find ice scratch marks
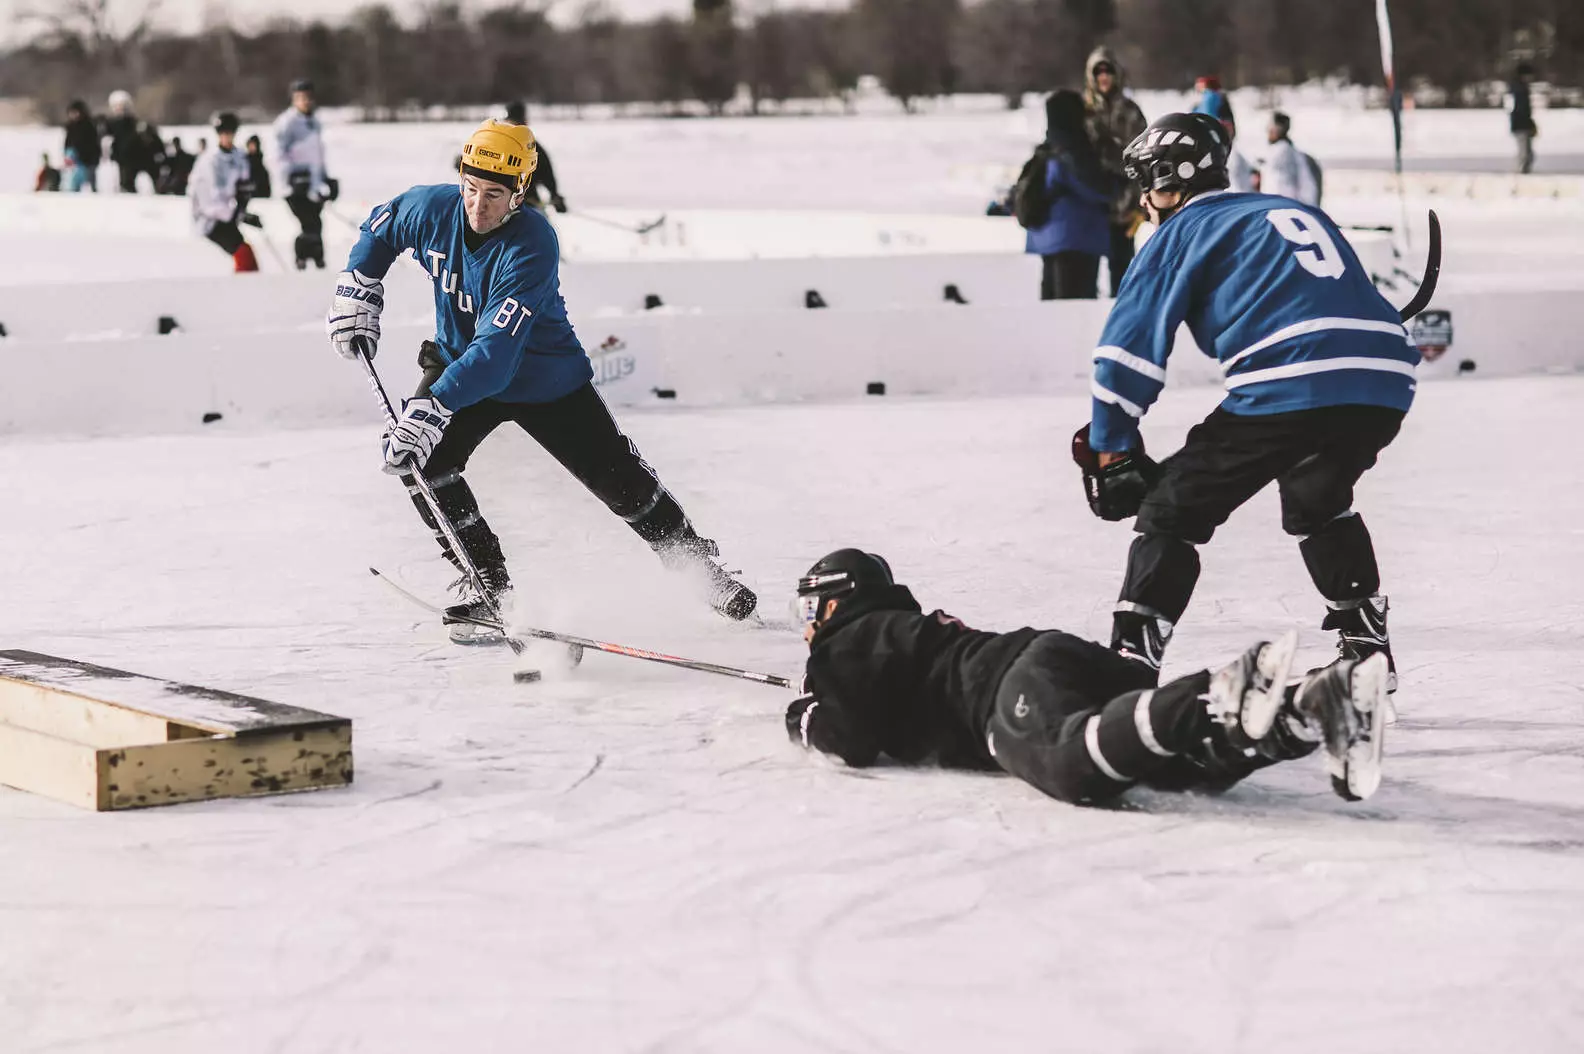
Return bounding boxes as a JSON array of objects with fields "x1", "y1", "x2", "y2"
[{"x1": 563, "y1": 753, "x2": 605, "y2": 795}]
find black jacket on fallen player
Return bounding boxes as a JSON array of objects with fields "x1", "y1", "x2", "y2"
[{"x1": 794, "y1": 585, "x2": 1041, "y2": 769}]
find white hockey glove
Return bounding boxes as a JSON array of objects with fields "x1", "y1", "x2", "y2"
[
  {"x1": 326, "y1": 269, "x2": 384, "y2": 360},
  {"x1": 381, "y1": 396, "x2": 452, "y2": 476}
]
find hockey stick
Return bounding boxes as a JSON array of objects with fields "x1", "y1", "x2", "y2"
[
  {"x1": 568, "y1": 209, "x2": 667, "y2": 236},
  {"x1": 1396, "y1": 209, "x2": 1441, "y2": 323},
  {"x1": 370, "y1": 567, "x2": 794, "y2": 689},
  {"x1": 352, "y1": 340, "x2": 524, "y2": 657},
  {"x1": 252, "y1": 222, "x2": 290, "y2": 272}
]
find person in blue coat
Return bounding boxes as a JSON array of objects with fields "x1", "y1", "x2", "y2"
[
  {"x1": 325, "y1": 120, "x2": 757, "y2": 640},
  {"x1": 1073, "y1": 112, "x2": 1413, "y2": 700},
  {"x1": 1027, "y1": 90, "x2": 1114, "y2": 300}
]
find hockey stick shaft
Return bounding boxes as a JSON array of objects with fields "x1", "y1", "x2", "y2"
[
  {"x1": 455, "y1": 611, "x2": 796, "y2": 688},
  {"x1": 568, "y1": 209, "x2": 665, "y2": 235},
  {"x1": 1397, "y1": 209, "x2": 1441, "y2": 322},
  {"x1": 353, "y1": 341, "x2": 523, "y2": 656}
]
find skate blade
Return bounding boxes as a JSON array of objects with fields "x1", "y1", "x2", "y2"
[
  {"x1": 1329, "y1": 653, "x2": 1389, "y2": 801},
  {"x1": 1242, "y1": 630, "x2": 1299, "y2": 740}
]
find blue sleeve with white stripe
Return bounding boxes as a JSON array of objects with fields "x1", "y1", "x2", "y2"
[
  {"x1": 344, "y1": 195, "x2": 413, "y2": 280},
  {"x1": 1088, "y1": 244, "x2": 1194, "y2": 452}
]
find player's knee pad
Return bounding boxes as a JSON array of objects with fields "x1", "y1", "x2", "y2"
[
  {"x1": 1298, "y1": 512, "x2": 1380, "y2": 601},
  {"x1": 1133, "y1": 496, "x2": 1220, "y2": 545}
]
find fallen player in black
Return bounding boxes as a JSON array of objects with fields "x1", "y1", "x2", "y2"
[{"x1": 787, "y1": 549, "x2": 1389, "y2": 803}]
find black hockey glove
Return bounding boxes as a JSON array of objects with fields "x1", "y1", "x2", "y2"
[
  {"x1": 239, "y1": 212, "x2": 263, "y2": 228},
  {"x1": 785, "y1": 694, "x2": 880, "y2": 768},
  {"x1": 550, "y1": 194, "x2": 568, "y2": 214},
  {"x1": 324, "y1": 177, "x2": 341, "y2": 202},
  {"x1": 1071, "y1": 424, "x2": 1159, "y2": 522}
]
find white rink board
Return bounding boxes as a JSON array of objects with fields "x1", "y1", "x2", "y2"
[{"x1": 1, "y1": 378, "x2": 1581, "y2": 1052}]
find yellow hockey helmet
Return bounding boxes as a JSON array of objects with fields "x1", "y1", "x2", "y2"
[{"x1": 458, "y1": 119, "x2": 538, "y2": 192}]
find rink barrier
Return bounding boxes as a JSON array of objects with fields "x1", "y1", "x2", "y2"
[
  {"x1": 0, "y1": 650, "x2": 353, "y2": 811},
  {"x1": 1327, "y1": 168, "x2": 1584, "y2": 201},
  {"x1": 1, "y1": 285, "x2": 1577, "y2": 438}
]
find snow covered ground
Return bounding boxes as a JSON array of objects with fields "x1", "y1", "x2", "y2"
[
  {"x1": 2, "y1": 103, "x2": 1583, "y2": 1052},
  {"x1": 3, "y1": 378, "x2": 1583, "y2": 1052}
]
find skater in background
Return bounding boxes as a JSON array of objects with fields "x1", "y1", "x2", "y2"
[
  {"x1": 1079, "y1": 113, "x2": 1413, "y2": 692},
  {"x1": 1081, "y1": 47, "x2": 1148, "y2": 296},
  {"x1": 788, "y1": 549, "x2": 1387, "y2": 803},
  {"x1": 325, "y1": 120, "x2": 756, "y2": 642},
  {"x1": 1021, "y1": 90, "x2": 1111, "y2": 300},
  {"x1": 244, "y1": 135, "x2": 272, "y2": 198},
  {"x1": 1259, "y1": 112, "x2": 1319, "y2": 207},
  {"x1": 34, "y1": 153, "x2": 61, "y2": 192},
  {"x1": 61, "y1": 99, "x2": 101, "y2": 192},
  {"x1": 189, "y1": 112, "x2": 260, "y2": 273},
  {"x1": 1507, "y1": 63, "x2": 1538, "y2": 175},
  {"x1": 272, "y1": 78, "x2": 338, "y2": 269},
  {"x1": 104, "y1": 90, "x2": 164, "y2": 193},
  {"x1": 504, "y1": 101, "x2": 566, "y2": 213}
]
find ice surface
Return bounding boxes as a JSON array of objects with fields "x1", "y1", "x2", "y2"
[{"x1": 1, "y1": 376, "x2": 1581, "y2": 1052}]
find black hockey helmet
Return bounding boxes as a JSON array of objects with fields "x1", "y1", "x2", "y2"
[
  {"x1": 212, "y1": 111, "x2": 240, "y2": 134},
  {"x1": 1123, "y1": 112, "x2": 1230, "y2": 197},
  {"x1": 289, "y1": 78, "x2": 315, "y2": 95},
  {"x1": 797, "y1": 549, "x2": 894, "y2": 631}
]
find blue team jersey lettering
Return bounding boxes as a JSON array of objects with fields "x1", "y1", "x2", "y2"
[
  {"x1": 346, "y1": 184, "x2": 592, "y2": 409},
  {"x1": 1088, "y1": 191, "x2": 1418, "y2": 451}
]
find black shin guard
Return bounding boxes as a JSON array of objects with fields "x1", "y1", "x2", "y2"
[
  {"x1": 620, "y1": 484, "x2": 690, "y2": 549},
  {"x1": 405, "y1": 469, "x2": 508, "y2": 581},
  {"x1": 1298, "y1": 512, "x2": 1380, "y2": 603}
]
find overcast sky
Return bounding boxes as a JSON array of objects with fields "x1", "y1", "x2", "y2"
[{"x1": 2, "y1": 0, "x2": 848, "y2": 40}]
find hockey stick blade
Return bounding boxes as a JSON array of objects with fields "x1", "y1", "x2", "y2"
[{"x1": 1397, "y1": 210, "x2": 1441, "y2": 322}]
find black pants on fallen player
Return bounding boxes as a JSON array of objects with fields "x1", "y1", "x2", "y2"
[
  {"x1": 1113, "y1": 404, "x2": 1404, "y2": 673},
  {"x1": 401, "y1": 342, "x2": 697, "y2": 588},
  {"x1": 286, "y1": 174, "x2": 325, "y2": 269},
  {"x1": 986, "y1": 632, "x2": 1317, "y2": 805}
]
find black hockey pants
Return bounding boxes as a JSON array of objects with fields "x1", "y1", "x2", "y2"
[
  {"x1": 986, "y1": 632, "x2": 1315, "y2": 805},
  {"x1": 286, "y1": 179, "x2": 324, "y2": 265},
  {"x1": 402, "y1": 342, "x2": 689, "y2": 583},
  {"x1": 1117, "y1": 404, "x2": 1404, "y2": 634}
]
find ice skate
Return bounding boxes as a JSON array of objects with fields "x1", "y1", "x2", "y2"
[
  {"x1": 1294, "y1": 653, "x2": 1390, "y2": 801},
  {"x1": 441, "y1": 570, "x2": 512, "y2": 646},
  {"x1": 656, "y1": 532, "x2": 757, "y2": 621},
  {"x1": 1323, "y1": 595, "x2": 1396, "y2": 693},
  {"x1": 1205, "y1": 630, "x2": 1299, "y2": 743}
]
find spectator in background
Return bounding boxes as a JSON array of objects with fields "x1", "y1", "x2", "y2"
[
  {"x1": 1508, "y1": 63, "x2": 1538, "y2": 175},
  {"x1": 504, "y1": 100, "x2": 567, "y2": 213},
  {"x1": 1192, "y1": 78, "x2": 1255, "y2": 192},
  {"x1": 160, "y1": 136, "x2": 195, "y2": 195},
  {"x1": 35, "y1": 153, "x2": 61, "y2": 192},
  {"x1": 244, "y1": 135, "x2": 272, "y2": 198},
  {"x1": 62, "y1": 99, "x2": 101, "y2": 192},
  {"x1": 1260, "y1": 112, "x2": 1319, "y2": 206},
  {"x1": 1082, "y1": 47, "x2": 1148, "y2": 296},
  {"x1": 104, "y1": 89, "x2": 164, "y2": 193},
  {"x1": 1026, "y1": 90, "x2": 1112, "y2": 301}
]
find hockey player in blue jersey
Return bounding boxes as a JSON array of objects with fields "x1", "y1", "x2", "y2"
[
  {"x1": 326, "y1": 119, "x2": 756, "y2": 641},
  {"x1": 1073, "y1": 112, "x2": 1413, "y2": 693}
]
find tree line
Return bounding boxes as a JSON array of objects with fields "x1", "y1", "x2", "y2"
[{"x1": 4, "y1": 0, "x2": 1578, "y2": 124}]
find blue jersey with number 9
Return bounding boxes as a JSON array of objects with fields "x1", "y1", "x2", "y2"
[
  {"x1": 346, "y1": 183, "x2": 592, "y2": 410},
  {"x1": 1088, "y1": 191, "x2": 1417, "y2": 452}
]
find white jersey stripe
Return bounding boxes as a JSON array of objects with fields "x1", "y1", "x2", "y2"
[
  {"x1": 1090, "y1": 379, "x2": 1145, "y2": 418},
  {"x1": 1094, "y1": 345, "x2": 1168, "y2": 383},
  {"x1": 1225, "y1": 356, "x2": 1418, "y2": 391},
  {"x1": 1084, "y1": 715, "x2": 1129, "y2": 782},
  {"x1": 1222, "y1": 316, "x2": 1412, "y2": 373},
  {"x1": 1132, "y1": 691, "x2": 1174, "y2": 757}
]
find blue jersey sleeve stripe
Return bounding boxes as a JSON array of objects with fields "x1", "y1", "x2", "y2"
[
  {"x1": 1222, "y1": 316, "x2": 1410, "y2": 372},
  {"x1": 1091, "y1": 378, "x2": 1146, "y2": 417},
  {"x1": 1094, "y1": 345, "x2": 1167, "y2": 383},
  {"x1": 1224, "y1": 356, "x2": 1417, "y2": 391}
]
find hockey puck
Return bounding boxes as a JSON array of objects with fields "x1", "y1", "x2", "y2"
[{"x1": 513, "y1": 669, "x2": 542, "y2": 684}]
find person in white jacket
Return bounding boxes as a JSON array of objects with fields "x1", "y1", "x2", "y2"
[
  {"x1": 189, "y1": 112, "x2": 259, "y2": 272},
  {"x1": 1258, "y1": 111, "x2": 1320, "y2": 206},
  {"x1": 271, "y1": 78, "x2": 337, "y2": 270}
]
